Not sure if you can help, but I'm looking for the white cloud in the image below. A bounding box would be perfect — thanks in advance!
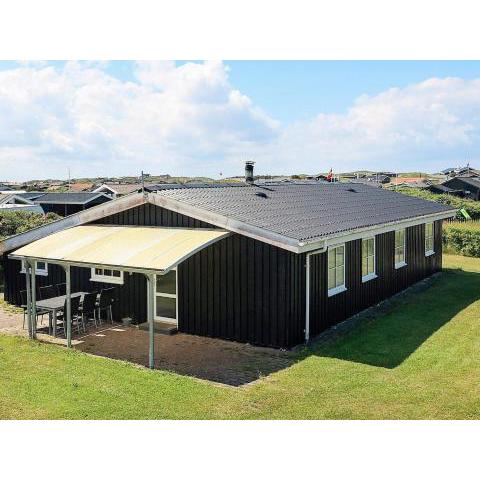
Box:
[258,77,480,174]
[0,63,479,180]
[0,61,279,180]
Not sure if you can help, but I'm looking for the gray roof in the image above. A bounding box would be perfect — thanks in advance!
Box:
[33,192,111,205]
[154,182,454,243]
[17,192,47,201]
[448,176,480,189]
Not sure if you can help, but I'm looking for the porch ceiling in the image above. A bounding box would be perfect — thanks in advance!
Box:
[10,225,230,274]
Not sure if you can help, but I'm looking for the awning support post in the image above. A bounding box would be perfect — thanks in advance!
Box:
[25,260,32,339]
[146,273,155,369]
[65,264,72,348]
[31,262,37,339]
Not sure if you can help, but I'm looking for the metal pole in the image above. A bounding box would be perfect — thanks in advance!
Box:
[65,265,72,348]
[305,254,310,343]
[25,261,32,339]
[31,262,37,339]
[147,273,155,369]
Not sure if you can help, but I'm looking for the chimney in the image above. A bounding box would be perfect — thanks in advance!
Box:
[245,161,255,184]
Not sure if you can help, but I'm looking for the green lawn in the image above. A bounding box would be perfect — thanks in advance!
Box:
[1,254,479,419]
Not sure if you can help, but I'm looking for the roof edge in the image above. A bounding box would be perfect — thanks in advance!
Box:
[0,193,146,254]
[147,193,302,252]
[298,209,456,253]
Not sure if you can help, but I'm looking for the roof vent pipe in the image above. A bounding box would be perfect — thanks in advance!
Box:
[245,161,255,184]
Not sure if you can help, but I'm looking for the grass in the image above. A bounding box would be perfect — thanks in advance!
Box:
[1,254,479,419]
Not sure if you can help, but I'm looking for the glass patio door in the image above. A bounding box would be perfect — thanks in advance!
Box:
[154,269,177,324]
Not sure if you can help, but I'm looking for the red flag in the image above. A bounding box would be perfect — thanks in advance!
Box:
[326,168,333,182]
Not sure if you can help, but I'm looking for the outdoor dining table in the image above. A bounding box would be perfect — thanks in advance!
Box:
[36,292,88,336]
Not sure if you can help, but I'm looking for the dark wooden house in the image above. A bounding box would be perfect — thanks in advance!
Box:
[1,181,455,351]
[442,176,480,201]
[32,192,112,216]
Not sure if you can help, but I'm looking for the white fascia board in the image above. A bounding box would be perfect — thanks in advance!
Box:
[299,209,456,251]
[0,193,146,254]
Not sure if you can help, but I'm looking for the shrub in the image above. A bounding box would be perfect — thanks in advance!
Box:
[443,221,480,257]
[0,211,60,241]
[394,188,480,220]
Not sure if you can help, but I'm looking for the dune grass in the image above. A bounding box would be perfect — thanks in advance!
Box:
[0,254,479,419]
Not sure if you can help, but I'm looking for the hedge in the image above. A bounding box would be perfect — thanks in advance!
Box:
[443,222,480,257]
[394,187,480,220]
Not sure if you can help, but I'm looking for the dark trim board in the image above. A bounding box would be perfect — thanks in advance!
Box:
[2,202,444,349]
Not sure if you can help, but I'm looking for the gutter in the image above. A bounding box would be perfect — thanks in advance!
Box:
[305,246,327,343]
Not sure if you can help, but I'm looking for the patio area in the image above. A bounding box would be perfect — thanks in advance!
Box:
[0,297,296,387]
[72,325,296,386]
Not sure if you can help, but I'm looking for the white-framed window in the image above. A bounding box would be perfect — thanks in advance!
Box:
[155,268,177,324]
[395,229,407,269]
[90,267,124,285]
[20,260,48,276]
[425,222,435,256]
[361,237,376,282]
[328,244,346,296]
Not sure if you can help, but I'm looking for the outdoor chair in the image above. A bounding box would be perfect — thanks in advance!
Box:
[56,295,82,336]
[20,289,48,329]
[79,292,98,329]
[56,283,66,296]
[97,287,116,325]
[39,285,56,300]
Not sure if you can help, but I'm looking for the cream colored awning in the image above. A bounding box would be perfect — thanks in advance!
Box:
[10,225,230,273]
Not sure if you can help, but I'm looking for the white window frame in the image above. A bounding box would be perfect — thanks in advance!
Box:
[20,260,48,276]
[361,236,377,282]
[425,222,435,257]
[327,244,347,297]
[154,268,178,324]
[394,229,407,269]
[90,267,124,285]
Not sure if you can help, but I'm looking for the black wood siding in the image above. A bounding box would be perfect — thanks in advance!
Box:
[308,220,443,338]
[178,235,305,348]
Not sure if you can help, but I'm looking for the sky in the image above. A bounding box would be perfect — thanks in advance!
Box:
[1,60,480,181]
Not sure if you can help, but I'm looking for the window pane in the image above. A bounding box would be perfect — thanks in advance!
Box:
[368,238,374,256]
[95,268,102,275]
[362,256,368,277]
[36,261,46,270]
[336,266,344,286]
[156,270,176,295]
[104,269,112,276]
[336,246,344,267]
[112,270,121,277]
[368,256,374,274]
[155,296,176,319]
[328,268,335,290]
[328,249,335,269]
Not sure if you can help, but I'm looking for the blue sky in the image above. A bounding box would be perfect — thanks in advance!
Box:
[0,60,480,180]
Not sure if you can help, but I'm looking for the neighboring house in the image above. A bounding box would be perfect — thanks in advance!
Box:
[32,192,112,216]
[426,184,464,196]
[390,177,426,186]
[349,178,383,188]
[364,174,391,184]
[92,183,144,197]
[1,172,454,353]
[442,176,480,200]
[69,182,95,192]
[0,194,44,213]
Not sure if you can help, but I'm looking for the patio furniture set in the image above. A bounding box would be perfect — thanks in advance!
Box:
[19,285,116,337]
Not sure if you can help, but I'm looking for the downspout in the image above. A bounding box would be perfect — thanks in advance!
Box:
[305,245,327,344]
